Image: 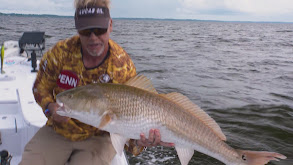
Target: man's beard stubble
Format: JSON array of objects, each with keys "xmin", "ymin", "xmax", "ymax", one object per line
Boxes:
[{"xmin": 88, "ymin": 44, "xmax": 105, "ymax": 57}]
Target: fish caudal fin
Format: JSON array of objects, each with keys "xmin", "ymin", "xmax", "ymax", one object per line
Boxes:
[{"xmin": 236, "ymin": 149, "xmax": 287, "ymax": 165}]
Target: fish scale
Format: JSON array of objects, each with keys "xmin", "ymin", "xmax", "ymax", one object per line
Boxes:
[
  {"xmin": 56, "ymin": 75, "xmax": 287, "ymax": 165},
  {"xmin": 94, "ymin": 84, "xmax": 237, "ymax": 163}
]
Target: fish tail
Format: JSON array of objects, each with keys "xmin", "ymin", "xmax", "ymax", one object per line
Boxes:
[{"xmin": 236, "ymin": 149, "xmax": 287, "ymax": 165}]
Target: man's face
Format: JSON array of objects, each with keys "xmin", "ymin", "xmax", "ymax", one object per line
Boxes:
[{"xmin": 79, "ymin": 19, "xmax": 113, "ymax": 57}]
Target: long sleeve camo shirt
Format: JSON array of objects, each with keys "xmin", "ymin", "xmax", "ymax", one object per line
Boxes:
[{"xmin": 33, "ymin": 35, "xmax": 143, "ymax": 155}]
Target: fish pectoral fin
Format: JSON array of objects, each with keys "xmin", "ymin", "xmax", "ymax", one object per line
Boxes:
[
  {"xmin": 175, "ymin": 146, "xmax": 194, "ymax": 165},
  {"xmin": 98, "ymin": 113, "xmax": 113, "ymax": 129},
  {"xmin": 124, "ymin": 75, "xmax": 158, "ymax": 94},
  {"xmin": 110, "ymin": 133, "xmax": 129, "ymax": 156}
]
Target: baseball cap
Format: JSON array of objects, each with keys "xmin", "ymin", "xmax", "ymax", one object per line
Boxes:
[{"xmin": 75, "ymin": 6, "xmax": 110, "ymax": 30}]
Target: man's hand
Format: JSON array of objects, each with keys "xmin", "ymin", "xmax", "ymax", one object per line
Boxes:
[
  {"xmin": 136, "ymin": 129, "xmax": 174, "ymax": 147},
  {"xmin": 47, "ymin": 102, "xmax": 70, "ymax": 124}
]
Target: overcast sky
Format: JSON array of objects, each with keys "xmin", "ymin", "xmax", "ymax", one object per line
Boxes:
[{"xmin": 0, "ymin": 0, "xmax": 293, "ymax": 22}]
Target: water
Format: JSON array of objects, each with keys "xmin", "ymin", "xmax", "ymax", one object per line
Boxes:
[{"xmin": 1, "ymin": 15, "xmax": 292, "ymax": 165}]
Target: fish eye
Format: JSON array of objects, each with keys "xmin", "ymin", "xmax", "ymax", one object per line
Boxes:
[{"xmin": 242, "ymin": 155, "xmax": 247, "ymax": 161}]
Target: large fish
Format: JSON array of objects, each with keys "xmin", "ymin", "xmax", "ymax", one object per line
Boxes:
[{"xmin": 56, "ymin": 75, "xmax": 286, "ymax": 165}]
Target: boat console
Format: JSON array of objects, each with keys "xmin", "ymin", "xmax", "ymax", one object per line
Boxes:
[{"xmin": 19, "ymin": 32, "xmax": 45, "ymax": 72}]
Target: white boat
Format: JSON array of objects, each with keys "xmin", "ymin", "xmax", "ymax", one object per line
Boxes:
[
  {"xmin": 0, "ymin": 40, "xmax": 128, "ymax": 165},
  {"xmin": 0, "ymin": 40, "xmax": 47, "ymax": 164}
]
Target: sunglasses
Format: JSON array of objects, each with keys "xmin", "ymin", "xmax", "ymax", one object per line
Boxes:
[{"xmin": 78, "ymin": 28, "xmax": 108, "ymax": 37}]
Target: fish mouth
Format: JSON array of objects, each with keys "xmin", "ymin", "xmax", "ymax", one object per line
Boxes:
[
  {"xmin": 56, "ymin": 99, "xmax": 71, "ymax": 116},
  {"xmin": 56, "ymin": 99, "xmax": 63, "ymax": 107}
]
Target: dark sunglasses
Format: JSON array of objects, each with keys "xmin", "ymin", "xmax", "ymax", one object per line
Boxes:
[{"xmin": 78, "ymin": 28, "xmax": 108, "ymax": 37}]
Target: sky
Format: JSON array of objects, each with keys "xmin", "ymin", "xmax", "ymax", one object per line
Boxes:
[{"xmin": 0, "ymin": 0, "xmax": 293, "ymax": 22}]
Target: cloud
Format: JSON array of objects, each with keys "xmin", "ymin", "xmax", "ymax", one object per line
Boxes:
[
  {"xmin": 179, "ymin": 0, "xmax": 225, "ymax": 10},
  {"xmin": 224, "ymin": 0, "xmax": 293, "ymax": 14},
  {"xmin": 178, "ymin": 0, "xmax": 293, "ymax": 15},
  {"xmin": 111, "ymin": 0, "xmax": 180, "ymax": 18},
  {"xmin": 0, "ymin": 0, "xmax": 292, "ymax": 22},
  {"xmin": 176, "ymin": 0, "xmax": 293, "ymax": 21},
  {"xmin": 0, "ymin": 0, "xmax": 74, "ymax": 15}
]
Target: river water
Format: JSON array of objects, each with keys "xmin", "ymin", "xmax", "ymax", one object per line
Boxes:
[{"xmin": 0, "ymin": 15, "xmax": 292, "ymax": 165}]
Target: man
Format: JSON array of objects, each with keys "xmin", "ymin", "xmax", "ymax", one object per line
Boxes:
[{"xmin": 20, "ymin": 0, "xmax": 173, "ymax": 164}]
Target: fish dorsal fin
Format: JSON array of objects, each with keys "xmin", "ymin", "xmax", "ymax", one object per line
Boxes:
[
  {"xmin": 124, "ymin": 75, "xmax": 158, "ymax": 94},
  {"xmin": 160, "ymin": 92, "xmax": 226, "ymax": 141}
]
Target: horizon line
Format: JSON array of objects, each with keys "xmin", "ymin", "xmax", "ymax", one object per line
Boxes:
[{"xmin": 0, "ymin": 12, "xmax": 292, "ymax": 24}]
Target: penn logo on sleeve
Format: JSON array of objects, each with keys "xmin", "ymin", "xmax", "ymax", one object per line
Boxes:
[{"xmin": 57, "ymin": 70, "xmax": 79, "ymax": 89}]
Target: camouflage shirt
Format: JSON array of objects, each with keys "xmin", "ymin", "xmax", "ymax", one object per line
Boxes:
[{"xmin": 33, "ymin": 35, "xmax": 143, "ymax": 155}]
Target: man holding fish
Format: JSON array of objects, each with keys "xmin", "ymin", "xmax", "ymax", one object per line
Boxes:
[
  {"xmin": 20, "ymin": 0, "xmax": 173, "ymax": 164},
  {"xmin": 20, "ymin": 0, "xmax": 287, "ymax": 164}
]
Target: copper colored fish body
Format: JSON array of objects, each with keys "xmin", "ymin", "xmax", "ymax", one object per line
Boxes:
[{"xmin": 56, "ymin": 75, "xmax": 286, "ymax": 165}]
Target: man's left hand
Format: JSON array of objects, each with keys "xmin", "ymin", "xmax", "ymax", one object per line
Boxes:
[{"xmin": 136, "ymin": 129, "xmax": 174, "ymax": 147}]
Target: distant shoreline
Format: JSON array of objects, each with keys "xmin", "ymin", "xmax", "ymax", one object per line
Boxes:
[{"xmin": 0, "ymin": 12, "xmax": 292, "ymax": 24}]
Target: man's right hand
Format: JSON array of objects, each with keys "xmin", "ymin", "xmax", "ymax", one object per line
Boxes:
[{"xmin": 47, "ymin": 102, "xmax": 70, "ymax": 124}]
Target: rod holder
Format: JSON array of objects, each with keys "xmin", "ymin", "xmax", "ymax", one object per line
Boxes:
[{"xmin": 31, "ymin": 50, "xmax": 37, "ymax": 72}]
